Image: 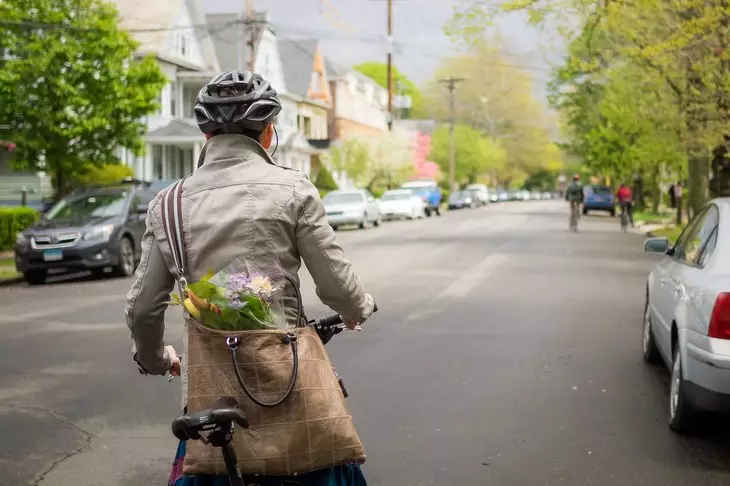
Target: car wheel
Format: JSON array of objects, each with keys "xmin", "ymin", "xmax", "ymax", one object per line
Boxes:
[
  {"xmin": 114, "ymin": 237, "xmax": 135, "ymax": 278},
  {"xmin": 374, "ymin": 215, "xmax": 382, "ymax": 227},
  {"xmin": 610, "ymin": 208, "xmax": 616, "ymax": 217},
  {"xmin": 668, "ymin": 345, "xmax": 700, "ymax": 433},
  {"xmin": 582, "ymin": 208, "xmax": 588, "ymax": 216},
  {"xmin": 331, "ymin": 225, "xmax": 339, "ymax": 231},
  {"xmin": 435, "ymin": 206, "xmax": 441, "ymax": 216},
  {"xmin": 359, "ymin": 215, "xmax": 367, "ymax": 230},
  {"xmin": 642, "ymin": 299, "xmax": 662, "ymax": 365},
  {"xmin": 425, "ymin": 208, "xmax": 432, "ymax": 217},
  {"xmin": 24, "ymin": 270, "xmax": 47, "ymax": 286}
]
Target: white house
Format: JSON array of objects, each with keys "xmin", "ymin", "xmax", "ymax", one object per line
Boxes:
[
  {"xmin": 203, "ymin": 12, "xmax": 315, "ymax": 175},
  {"xmin": 111, "ymin": 0, "xmax": 220, "ymax": 181}
]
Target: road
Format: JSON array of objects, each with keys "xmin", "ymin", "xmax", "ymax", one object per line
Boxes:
[{"xmin": 2, "ymin": 200, "xmax": 730, "ymax": 486}]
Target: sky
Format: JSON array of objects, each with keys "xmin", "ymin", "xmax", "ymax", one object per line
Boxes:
[{"xmin": 202, "ymin": 0, "xmax": 565, "ymax": 96}]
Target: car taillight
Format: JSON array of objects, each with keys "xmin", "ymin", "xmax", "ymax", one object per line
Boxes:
[{"xmin": 708, "ymin": 293, "xmax": 730, "ymax": 339}]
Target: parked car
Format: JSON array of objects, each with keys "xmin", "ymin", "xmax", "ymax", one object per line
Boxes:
[
  {"xmin": 448, "ymin": 190, "xmax": 476, "ymax": 210},
  {"xmin": 642, "ymin": 198, "xmax": 730, "ymax": 433},
  {"xmin": 379, "ymin": 189, "xmax": 425, "ymax": 221},
  {"xmin": 13, "ymin": 180, "xmax": 159, "ymax": 285},
  {"xmin": 497, "ymin": 190, "xmax": 509, "ymax": 202},
  {"xmin": 402, "ymin": 180, "xmax": 442, "ymax": 216},
  {"xmin": 465, "ymin": 184, "xmax": 489, "ymax": 206},
  {"xmin": 322, "ymin": 189, "xmax": 382, "ymax": 230},
  {"xmin": 583, "ymin": 184, "xmax": 615, "ymax": 216},
  {"xmin": 490, "ymin": 190, "xmax": 500, "ymax": 203}
]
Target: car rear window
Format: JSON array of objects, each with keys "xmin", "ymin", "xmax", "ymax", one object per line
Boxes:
[{"xmin": 591, "ymin": 186, "xmax": 611, "ymax": 194}]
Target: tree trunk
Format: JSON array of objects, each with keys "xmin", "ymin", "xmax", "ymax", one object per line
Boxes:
[
  {"xmin": 634, "ymin": 173, "xmax": 646, "ymax": 211},
  {"xmin": 687, "ymin": 154, "xmax": 709, "ymax": 216},
  {"xmin": 54, "ymin": 170, "xmax": 65, "ymax": 202},
  {"xmin": 650, "ymin": 165, "xmax": 660, "ymax": 214}
]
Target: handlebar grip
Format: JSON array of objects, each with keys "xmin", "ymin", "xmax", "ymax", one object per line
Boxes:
[{"xmin": 316, "ymin": 314, "xmax": 343, "ymax": 327}]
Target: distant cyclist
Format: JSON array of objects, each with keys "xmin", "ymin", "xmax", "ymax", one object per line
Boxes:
[
  {"xmin": 565, "ymin": 174, "xmax": 584, "ymax": 232},
  {"xmin": 616, "ymin": 183, "xmax": 634, "ymax": 227}
]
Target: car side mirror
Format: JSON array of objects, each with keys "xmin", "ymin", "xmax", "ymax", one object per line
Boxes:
[{"xmin": 644, "ymin": 237, "xmax": 670, "ymax": 254}]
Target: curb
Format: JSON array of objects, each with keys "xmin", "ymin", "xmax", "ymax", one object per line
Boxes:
[{"xmin": 0, "ymin": 276, "xmax": 23, "ymax": 287}]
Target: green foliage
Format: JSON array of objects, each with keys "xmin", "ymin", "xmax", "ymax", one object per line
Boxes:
[
  {"xmin": 0, "ymin": 207, "xmax": 40, "ymax": 250},
  {"xmin": 446, "ymin": 0, "xmax": 730, "ymax": 214},
  {"xmin": 422, "ymin": 43, "xmax": 562, "ymax": 186},
  {"xmin": 353, "ymin": 61, "xmax": 424, "ymax": 118},
  {"xmin": 430, "ymin": 124, "xmax": 507, "ymax": 185},
  {"xmin": 322, "ymin": 137, "xmax": 369, "ymax": 186},
  {"xmin": 74, "ymin": 163, "xmax": 135, "ymax": 187},
  {"xmin": 523, "ymin": 170, "xmax": 558, "ymax": 191},
  {"xmin": 314, "ymin": 165, "xmax": 339, "ymax": 198},
  {"xmin": 0, "ymin": 0, "xmax": 168, "ymax": 199}
]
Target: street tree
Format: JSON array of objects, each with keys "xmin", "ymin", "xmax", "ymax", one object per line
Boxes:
[
  {"xmin": 430, "ymin": 124, "xmax": 507, "ymax": 186},
  {"xmin": 321, "ymin": 135, "xmax": 371, "ymax": 186},
  {"xmin": 0, "ymin": 0, "xmax": 167, "ymax": 199},
  {"xmin": 353, "ymin": 61, "xmax": 424, "ymax": 118},
  {"xmin": 446, "ymin": 0, "xmax": 730, "ymax": 214},
  {"xmin": 422, "ymin": 43, "xmax": 558, "ymax": 186}
]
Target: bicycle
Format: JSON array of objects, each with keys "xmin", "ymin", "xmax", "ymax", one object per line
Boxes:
[
  {"xmin": 619, "ymin": 201, "xmax": 631, "ymax": 233},
  {"xmin": 569, "ymin": 201, "xmax": 581, "ymax": 232},
  {"xmin": 171, "ymin": 308, "xmax": 376, "ymax": 486}
]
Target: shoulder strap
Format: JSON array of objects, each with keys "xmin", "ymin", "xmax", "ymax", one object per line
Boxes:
[{"xmin": 160, "ymin": 179, "xmax": 188, "ymax": 293}]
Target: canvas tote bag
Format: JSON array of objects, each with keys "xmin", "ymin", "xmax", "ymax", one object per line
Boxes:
[{"xmin": 159, "ymin": 179, "xmax": 366, "ymax": 477}]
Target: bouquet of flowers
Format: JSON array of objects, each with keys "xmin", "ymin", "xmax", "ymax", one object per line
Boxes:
[{"xmin": 168, "ymin": 261, "xmax": 286, "ymax": 331}]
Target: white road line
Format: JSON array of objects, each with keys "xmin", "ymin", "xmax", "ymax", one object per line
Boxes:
[
  {"xmin": 437, "ymin": 252, "xmax": 509, "ymax": 299},
  {"xmin": 0, "ymin": 294, "xmax": 122, "ymax": 323}
]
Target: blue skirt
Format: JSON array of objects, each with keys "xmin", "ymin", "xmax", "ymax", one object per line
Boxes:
[{"xmin": 169, "ymin": 440, "xmax": 367, "ymax": 486}]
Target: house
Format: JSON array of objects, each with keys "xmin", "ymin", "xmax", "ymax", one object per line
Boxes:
[
  {"xmin": 277, "ymin": 39, "xmax": 332, "ymax": 178},
  {"xmin": 203, "ymin": 12, "xmax": 315, "ymax": 174},
  {"xmin": 110, "ymin": 0, "xmax": 220, "ymax": 181},
  {"xmin": 326, "ymin": 60, "xmax": 388, "ymax": 140}
]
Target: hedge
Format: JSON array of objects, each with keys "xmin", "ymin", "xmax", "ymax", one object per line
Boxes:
[{"xmin": 0, "ymin": 207, "xmax": 40, "ymax": 250}]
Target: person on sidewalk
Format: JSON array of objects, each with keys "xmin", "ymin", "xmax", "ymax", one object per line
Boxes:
[
  {"xmin": 125, "ymin": 70, "xmax": 375, "ymax": 486},
  {"xmin": 616, "ymin": 183, "xmax": 634, "ymax": 227}
]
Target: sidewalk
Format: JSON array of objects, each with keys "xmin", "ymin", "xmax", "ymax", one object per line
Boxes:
[{"xmin": 0, "ymin": 250, "xmax": 21, "ymax": 285}]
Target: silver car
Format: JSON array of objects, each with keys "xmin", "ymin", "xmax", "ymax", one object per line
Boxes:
[
  {"xmin": 642, "ymin": 198, "xmax": 730, "ymax": 433},
  {"xmin": 322, "ymin": 189, "xmax": 382, "ymax": 230}
]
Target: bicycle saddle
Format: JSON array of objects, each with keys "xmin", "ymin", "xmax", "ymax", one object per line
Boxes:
[{"xmin": 172, "ymin": 396, "xmax": 249, "ymax": 441}]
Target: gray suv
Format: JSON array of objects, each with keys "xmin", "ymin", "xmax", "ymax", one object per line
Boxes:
[{"xmin": 14, "ymin": 180, "xmax": 159, "ymax": 285}]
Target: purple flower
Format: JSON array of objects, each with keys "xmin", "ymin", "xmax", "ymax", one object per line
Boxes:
[{"xmin": 225, "ymin": 273, "xmax": 251, "ymax": 294}]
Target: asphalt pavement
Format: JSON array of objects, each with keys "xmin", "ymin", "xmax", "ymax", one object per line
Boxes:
[{"xmin": 2, "ymin": 201, "xmax": 730, "ymax": 486}]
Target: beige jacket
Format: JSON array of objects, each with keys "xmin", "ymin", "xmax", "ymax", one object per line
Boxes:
[{"xmin": 125, "ymin": 134, "xmax": 374, "ymax": 375}]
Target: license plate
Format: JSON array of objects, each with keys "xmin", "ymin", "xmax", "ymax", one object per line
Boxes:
[
  {"xmin": 594, "ymin": 197, "xmax": 603, "ymax": 202},
  {"xmin": 43, "ymin": 250, "xmax": 63, "ymax": 261}
]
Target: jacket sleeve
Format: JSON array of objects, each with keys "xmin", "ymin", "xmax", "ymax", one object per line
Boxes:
[
  {"xmin": 125, "ymin": 210, "xmax": 175, "ymax": 375},
  {"xmin": 294, "ymin": 178, "xmax": 374, "ymax": 322}
]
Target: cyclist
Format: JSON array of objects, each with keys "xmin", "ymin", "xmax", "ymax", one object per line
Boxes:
[
  {"xmin": 616, "ymin": 183, "xmax": 634, "ymax": 227},
  {"xmin": 125, "ymin": 70, "xmax": 375, "ymax": 486},
  {"xmin": 565, "ymin": 174, "xmax": 584, "ymax": 231}
]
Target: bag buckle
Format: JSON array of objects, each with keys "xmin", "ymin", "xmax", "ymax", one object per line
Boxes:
[
  {"xmin": 282, "ymin": 331, "xmax": 297, "ymax": 345},
  {"xmin": 226, "ymin": 336, "xmax": 240, "ymax": 350}
]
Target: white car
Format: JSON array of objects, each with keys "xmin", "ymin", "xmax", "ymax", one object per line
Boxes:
[
  {"xmin": 465, "ymin": 184, "xmax": 489, "ymax": 206},
  {"xmin": 642, "ymin": 198, "xmax": 730, "ymax": 433},
  {"xmin": 322, "ymin": 189, "xmax": 382, "ymax": 230},
  {"xmin": 379, "ymin": 189, "xmax": 425, "ymax": 221}
]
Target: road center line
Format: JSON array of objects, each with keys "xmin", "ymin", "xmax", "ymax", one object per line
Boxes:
[{"xmin": 437, "ymin": 252, "xmax": 509, "ymax": 299}]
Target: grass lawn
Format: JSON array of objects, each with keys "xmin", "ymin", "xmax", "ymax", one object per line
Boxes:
[
  {"xmin": 634, "ymin": 209, "xmax": 673, "ymax": 225},
  {"xmin": 652, "ymin": 225, "xmax": 685, "ymax": 244},
  {"xmin": 0, "ymin": 255, "xmax": 19, "ymax": 280},
  {"xmin": 0, "ymin": 256, "xmax": 14, "ymax": 267}
]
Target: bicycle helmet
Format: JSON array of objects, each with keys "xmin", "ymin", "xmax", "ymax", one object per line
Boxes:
[
  {"xmin": 194, "ymin": 70, "xmax": 282, "ymax": 135},
  {"xmin": 573, "ymin": 174, "xmax": 580, "ymax": 181}
]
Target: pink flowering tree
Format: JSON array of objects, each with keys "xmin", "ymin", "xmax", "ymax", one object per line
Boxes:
[{"xmin": 411, "ymin": 132, "xmax": 441, "ymax": 180}]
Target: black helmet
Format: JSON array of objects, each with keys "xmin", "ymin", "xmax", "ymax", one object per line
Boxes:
[{"xmin": 194, "ymin": 70, "xmax": 282, "ymax": 135}]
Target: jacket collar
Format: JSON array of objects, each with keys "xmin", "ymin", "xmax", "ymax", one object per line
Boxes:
[{"xmin": 197, "ymin": 134, "xmax": 277, "ymax": 169}]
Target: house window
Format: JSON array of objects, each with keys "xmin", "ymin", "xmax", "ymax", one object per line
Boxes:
[
  {"xmin": 180, "ymin": 35, "xmax": 188, "ymax": 57},
  {"xmin": 170, "ymin": 83, "xmax": 177, "ymax": 117}
]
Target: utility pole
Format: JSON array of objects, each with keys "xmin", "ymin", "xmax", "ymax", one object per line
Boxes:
[
  {"xmin": 386, "ymin": 0, "xmax": 393, "ymax": 131},
  {"xmin": 238, "ymin": 0, "xmax": 255, "ymax": 72},
  {"xmin": 439, "ymin": 76, "xmax": 465, "ymax": 192}
]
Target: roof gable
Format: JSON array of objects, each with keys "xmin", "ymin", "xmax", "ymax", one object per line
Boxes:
[
  {"xmin": 110, "ymin": 0, "xmax": 180, "ymax": 52},
  {"xmin": 278, "ymin": 39, "xmax": 320, "ymax": 97}
]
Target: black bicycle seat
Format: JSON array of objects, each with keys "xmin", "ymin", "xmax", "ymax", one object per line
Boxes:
[{"xmin": 172, "ymin": 396, "xmax": 249, "ymax": 441}]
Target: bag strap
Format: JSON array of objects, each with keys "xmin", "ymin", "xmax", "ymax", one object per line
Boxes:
[{"xmin": 160, "ymin": 179, "xmax": 188, "ymax": 296}]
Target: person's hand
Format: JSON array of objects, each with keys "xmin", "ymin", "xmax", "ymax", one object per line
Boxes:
[
  {"xmin": 166, "ymin": 345, "xmax": 181, "ymax": 376},
  {"xmin": 344, "ymin": 319, "xmax": 362, "ymax": 331}
]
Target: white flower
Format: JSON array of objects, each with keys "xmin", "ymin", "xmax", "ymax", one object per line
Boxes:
[{"xmin": 247, "ymin": 275, "xmax": 274, "ymax": 297}]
